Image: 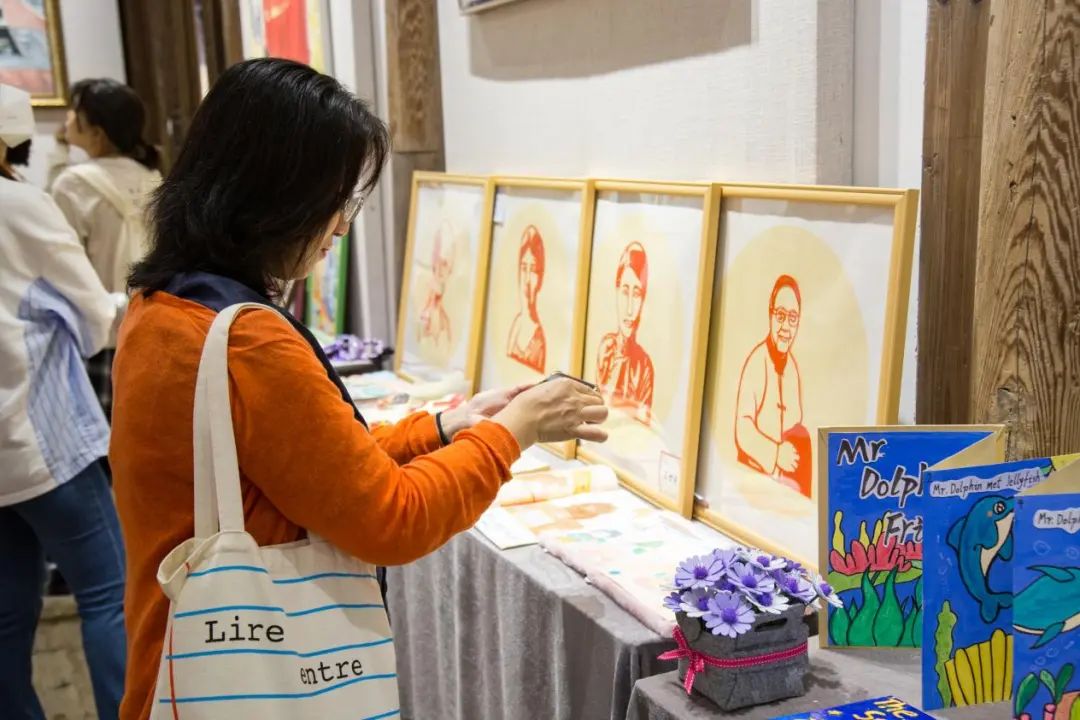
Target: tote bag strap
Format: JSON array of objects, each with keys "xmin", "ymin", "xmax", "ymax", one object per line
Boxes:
[{"xmin": 193, "ymin": 302, "xmax": 293, "ymax": 538}]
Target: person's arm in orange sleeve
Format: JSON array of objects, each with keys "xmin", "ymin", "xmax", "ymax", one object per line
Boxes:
[
  {"xmin": 368, "ymin": 413, "xmax": 442, "ymax": 465},
  {"xmin": 228, "ymin": 311, "xmax": 520, "ymax": 566},
  {"xmin": 734, "ymin": 348, "xmax": 779, "ymax": 474}
]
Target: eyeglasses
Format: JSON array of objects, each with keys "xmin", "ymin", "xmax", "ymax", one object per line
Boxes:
[
  {"xmin": 341, "ymin": 187, "xmax": 367, "ymax": 226},
  {"xmin": 772, "ymin": 308, "xmax": 800, "ymax": 326}
]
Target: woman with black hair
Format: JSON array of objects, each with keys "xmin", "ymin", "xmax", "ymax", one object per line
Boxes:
[
  {"xmin": 110, "ymin": 59, "xmax": 607, "ymax": 718},
  {"xmin": 49, "ymin": 78, "xmax": 161, "ymax": 417}
]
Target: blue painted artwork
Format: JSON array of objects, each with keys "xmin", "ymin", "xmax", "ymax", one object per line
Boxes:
[
  {"xmin": 1011, "ymin": 491, "xmax": 1080, "ymax": 720},
  {"xmin": 770, "ymin": 695, "xmax": 934, "ymax": 719},
  {"xmin": 920, "ymin": 458, "xmax": 1059, "ymax": 710},
  {"xmin": 822, "ymin": 429, "xmax": 996, "ymax": 649}
]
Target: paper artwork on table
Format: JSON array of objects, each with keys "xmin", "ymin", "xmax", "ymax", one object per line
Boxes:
[
  {"xmin": 502, "ymin": 488, "xmax": 654, "ymax": 539},
  {"xmin": 769, "ymin": 695, "xmax": 935, "ymax": 720},
  {"xmin": 579, "ymin": 187, "xmax": 714, "ymax": 512},
  {"xmin": 697, "ymin": 194, "xmax": 914, "ymax": 561},
  {"xmin": 1011, "ymin": 462, "xmax": 1080, "ymax": 720},
  {"xmin": 920, "ymin": 455, "xmax": 1080, "ymax": 711},
  {"xmin": 819, "ymin": 426, "xmax": 1004, "ymax": 649},
  {"xmin": 496, "ymin": 465, "xmax": 618, "ymax": 507},
  {"xmin": 398, "ymin": 178, "xmax": 488, "ymax": 383},
  {"xmin": 479, "ymin": 184, "xmax": 585, "ymax": 390}
]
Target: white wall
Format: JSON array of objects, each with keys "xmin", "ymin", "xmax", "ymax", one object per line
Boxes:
[
  {"xmin": 437, "ymin": 0, "xmax": 854, "ymax": 184},
  {"xmin": 854, "ymin": 0, "xmax": 928, "ymax": 423},
  {"xmin": 23, "ymin": 0, "xmax": 127, "ymax": 188}
]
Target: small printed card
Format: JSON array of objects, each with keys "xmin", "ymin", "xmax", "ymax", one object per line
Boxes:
[{"xmin": 770, "ymin": 695, "xmax": 933, "ymax": 719}]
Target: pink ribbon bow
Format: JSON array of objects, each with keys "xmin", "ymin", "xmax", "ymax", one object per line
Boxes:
[{"xmin": 658, "ymin": 625, "xmax": 809, "ymax": 695}]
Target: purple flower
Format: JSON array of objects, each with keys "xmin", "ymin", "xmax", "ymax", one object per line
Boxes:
[
  {"xmin": 704, "ymin": 591, "xmax": 756, "ymax": 638},
  {"xmin": 726, "ymin": 561, "xmax": 776, "ymax": 598},
  {"xmin": 775, "ymin": 571, "xmax": 818, "ymax": 605},
  {"xmin": 679, "ymin": 587, "xmax": 714, "ymax": 618},
  {"xmin": 710, "ymin": 548, "xmax": 738, "ymax": 573},
  {"xmin": 813, "ymin": 575, "xmax": 843, "ymax": 608},
  {"xmin": 748, "ymin": 551, "xmax": 788, "ymax": 573},
  {"xmin": 663, "ymin": 591, "xmax": 683, "ymax": 612},
  {"xmin": 675, "ymin": 554, "xmax": 727, "ymax": 590},
  {"xmin": 716, "ymin": 576, "xmax": 738, "ymax": 593},
  {"xmin": 750, "ymin": 590, "xmax": 792, "ymax": 615}
]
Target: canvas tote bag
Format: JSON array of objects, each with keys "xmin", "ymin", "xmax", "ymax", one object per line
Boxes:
[{"xmin": 149, "ymin": 302, "xmax": 400, "ymax": 719}]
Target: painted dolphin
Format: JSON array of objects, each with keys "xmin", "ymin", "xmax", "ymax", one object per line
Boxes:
[
  {"xmin": 1014, "ymin": 566, "xmax": 1080, "ymax": 648},
  {"xmin": 946, "ymin": 495, "xmax": 1015, "ymax": 623}
]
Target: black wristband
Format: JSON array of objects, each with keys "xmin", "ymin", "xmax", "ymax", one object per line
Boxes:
[{"xmin": 435, "ymin": 411, "xmax": 451, "ymax": 446}]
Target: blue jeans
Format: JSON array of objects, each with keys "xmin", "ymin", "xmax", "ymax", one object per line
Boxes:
[{"xmin": 0, "ymin": 459, "xmax": 127, "ymax": 719}]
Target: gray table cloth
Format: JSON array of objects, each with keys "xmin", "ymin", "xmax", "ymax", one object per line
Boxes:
[
  {"xmin": 387, "ymin": 529, "xmax": 678, "ymax": 720},
  {"xmin": 626, "ymin": 647, "xmax": 1010, "ymax": 720}
]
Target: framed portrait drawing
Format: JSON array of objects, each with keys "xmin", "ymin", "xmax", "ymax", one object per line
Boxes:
[
  {"xmin": 305, "ymin": 232, "xmax": 348, "ymax": 345},
  {"xmin": 239, "ymin": 0, "xmax": 333, "ymax": 73},
  {"xmin": 476, "ymin": 177, "xmax": 594, "ymax": 458},
  {"xmin": 396, "ymin": 172, "xmax": 494, "ymax": 384},
  {"xmin": 0, "ymin": 0, "xmax": 68, "ymax": 107},
  {"xmin": 578, "ymin": 181, "xmax": 721, "ymax": 516},
  {"xmin": 695, "ymin": 183, "xmax": 919, "ymax": 566}
]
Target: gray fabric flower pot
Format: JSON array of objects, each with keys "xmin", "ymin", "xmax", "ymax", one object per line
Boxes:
[{"xmin": 675, "ymin": 605, "xmax": 809, "ymax": 711}]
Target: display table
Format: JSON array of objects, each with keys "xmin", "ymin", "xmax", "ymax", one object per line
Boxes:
[
  {"xmin": 387, "ymin": 528, "xmax": 678, "ymax": 720},
  {"xmin": 626, "ymin": 646, "xmax": 1009, "ymax": 720}
]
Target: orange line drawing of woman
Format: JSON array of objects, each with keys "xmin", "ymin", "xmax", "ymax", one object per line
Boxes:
[
  {"xmin": 417, "ymin": 220, "xmax": 455, "ymax": 348},
  {"xmin": 734, "ymin": 274, "xmax": 812, "ymax": 497},
  {"xmin": 506, "ymin": 225, "xmax": 547, "ymax": 373},
  {"xmin": 596, "ymin": 241, "xmax": 654, "ymax": 423}
]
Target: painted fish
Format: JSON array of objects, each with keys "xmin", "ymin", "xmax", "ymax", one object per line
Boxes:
[
  {"xmin": 1014, "ymin": 565, "xmax": 1080, "ymax": 648},
  {"xmin": 946, "ymin": 495, "xmax": 1015, "ymax": 623}
]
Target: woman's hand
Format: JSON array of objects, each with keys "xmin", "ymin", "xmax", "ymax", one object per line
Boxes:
[
  {"xmin": 493, "ymin": 379, "xmax": 609, "ymax": 449},
  {"xmin": 439, "ymin": 383, "xmax": 533, "ymax": 440}
]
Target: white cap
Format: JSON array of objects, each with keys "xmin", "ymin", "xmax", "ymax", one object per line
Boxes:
[{"xmin": 0, "ymin": 84, "xmax": 34, "ymax": 147}]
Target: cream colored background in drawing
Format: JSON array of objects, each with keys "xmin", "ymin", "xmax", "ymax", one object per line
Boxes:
[
  {"xmin": 480, "ymin": 187, "xmax": 583, "ymax": 390},
  {"xmin": 581, "ymin": 193, "xmax": 705, "ymax": 499},
  {"xmin": 698, "ymin": 197, "xmax": 896, "ymax": 555},
  {"xmin": 401, "ymin": 184, "xmax": 485, "ymax": 379}
]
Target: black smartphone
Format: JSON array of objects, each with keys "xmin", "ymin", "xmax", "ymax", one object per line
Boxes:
[{"xmin": 540, "ymin": 370, "xmax": 597, "ymax": 391}]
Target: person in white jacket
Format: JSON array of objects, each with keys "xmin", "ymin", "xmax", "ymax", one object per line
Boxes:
[
  {"xmin": 0, "ymin": 84, "xmax": 127, "ymax": 720},
  {"xmin": 49, "ymin": 78, "xmax": 161, "ymax": 418}
]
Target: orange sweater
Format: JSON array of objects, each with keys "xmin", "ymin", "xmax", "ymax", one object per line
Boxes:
[{"xmin": 110, "ymin": 292, "xmax": 519, "ymax": 720}]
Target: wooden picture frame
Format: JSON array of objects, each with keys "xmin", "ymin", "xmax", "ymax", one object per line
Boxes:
[
  {"xmin": 395, "ymin": 171, "xmax": 494, "ymax": 384},
  {"xmin": 694, "ymin": 183, "xmax": 920, "ymax": 562},
  {"xmin": 474, "ymin": 176, "xmax": 595, "ymax": 459},
  {"xmin": 0, "ymin": 0, "xmax": 69, "ymax": 107},
  {"xmin": 577, "ymin": 180, "xmax": 722, "ymax": 517}
]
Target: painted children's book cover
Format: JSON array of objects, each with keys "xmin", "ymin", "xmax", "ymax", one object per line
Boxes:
[
  {"xmin": 1011, "ymin": 465, "xmax": 1080, "ymax": 720},
  {"xmin": 820, "ymin": 426, "xmax": 1004, "ymax": 648},
  {"xmin": 770, "ymin": 695, "xmax": 934, "ymax": 720},
  {"xmin": 921, "ymin": 457, "xmax": 1079, "ymax": 711},
  {"xmin": 305, "ymin": 232, "xmax": 348, "ymax": 344}
]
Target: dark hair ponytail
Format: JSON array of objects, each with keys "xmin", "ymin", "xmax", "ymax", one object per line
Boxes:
[{"xmin": 71, "ymin": 78, "xmax": 161, "ymax": 171}]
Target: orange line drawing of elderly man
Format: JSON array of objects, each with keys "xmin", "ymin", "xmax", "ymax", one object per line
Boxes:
[
  {"xmin": 596, "ymin": 241, "xmax": 654, "ymax": 424},
  {"xmin": 734, "ymin": 274, "xmax": 813, "ymax": 497},
  {"xmin": 417, "ymin": 220, "xmax": 455, "ymax": 348},
  {"xmin": 506, "ymin": 225, "xmax": 546, "ymax": 373}
]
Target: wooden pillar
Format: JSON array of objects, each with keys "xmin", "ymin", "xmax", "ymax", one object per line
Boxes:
[
  {"xmin": 971, "ymin": 0, "xmax": 1080, "ymax": 457},
  {"xmin": 916, "ymin": 0, "xmax": 991, "ymax": 425}
]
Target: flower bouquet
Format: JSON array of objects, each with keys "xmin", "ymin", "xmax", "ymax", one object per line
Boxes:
[{"xmin": 659, "ymin": 547, "xmax": 843, "ymax": 711}]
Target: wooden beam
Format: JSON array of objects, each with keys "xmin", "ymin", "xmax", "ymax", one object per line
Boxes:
[
  {"xmin": 916, "ymin": 0, "xmax": 991, "ymax": 425},
  {"xmin": 971, "ymin": 0, "xmax": 1080, "ymax": 457},
  {"xmin": 385, "ymin": 0, "xmax": 445, "ymax": 153}
]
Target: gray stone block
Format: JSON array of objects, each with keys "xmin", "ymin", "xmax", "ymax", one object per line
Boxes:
[{"xmin": 675, "ymin": 605, "xmax": 810, "ymax": 712}]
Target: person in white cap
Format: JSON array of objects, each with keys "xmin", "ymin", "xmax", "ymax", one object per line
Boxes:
[{"xmin": 0, "ymin": 83, "xmax": 128, "ymax": 720}]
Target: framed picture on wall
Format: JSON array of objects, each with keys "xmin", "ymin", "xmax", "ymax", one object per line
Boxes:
[
  {"xmin": 577, "ymin": 181, "xmax": 721, "ymax": 516},
  {"xmin": 305, "ymin": 232, "xmax": 348, "ymax": 345},
  {"xmin": 239, "ymin": 0, "xmax": 333, "ymax": 74},
  {"xmin": 694, "ymin": 183, "xmax": 919, "ymax": 566},
  {"xmin": 476, "ymin": 177, "xmax": 595, "ymax": 458},
  {"xmin": 396, "ymin": 172, "xmax": 494, "ymax": 384},
  {"xmin": 0, "ymin": 0, "xmax": 68, "ymax": 107}
]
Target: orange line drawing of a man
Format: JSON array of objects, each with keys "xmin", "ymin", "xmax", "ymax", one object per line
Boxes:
[
  {"xmin": 417, "ymin": 220, "xmax": 455, "ymax": 348},
  {"xmin": 596, "ymin": 241, "xmax": 654, "ymax": 424},
  {"xmin": 506, "ymin": 225, "xmax": 546, "ymax": 373},
  {"xmin": 734, "ymin": 274, "xmax": 812, "ymax": 497}
]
